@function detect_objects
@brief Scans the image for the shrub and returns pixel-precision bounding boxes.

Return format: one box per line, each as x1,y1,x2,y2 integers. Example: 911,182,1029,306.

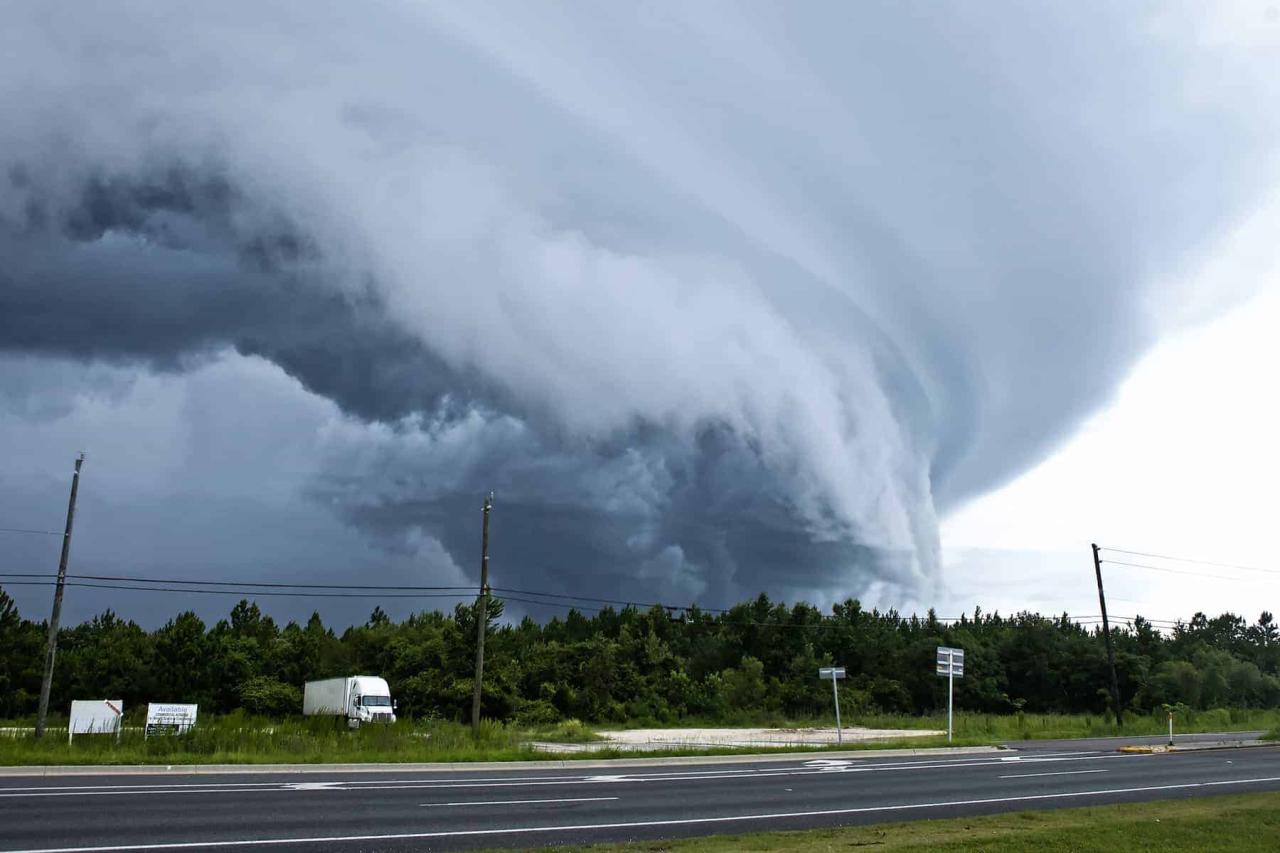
237,677,301,717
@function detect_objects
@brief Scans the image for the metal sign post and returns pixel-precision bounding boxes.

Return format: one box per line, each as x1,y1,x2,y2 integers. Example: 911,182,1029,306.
935,647,964,743
818,666,846,744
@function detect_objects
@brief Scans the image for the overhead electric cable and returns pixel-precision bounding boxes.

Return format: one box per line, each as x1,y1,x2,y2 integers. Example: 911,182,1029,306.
1100,559,1259,583
1098,547,1280,576
0,571,472,591
488,585,732,613
2,581,476,599
0,573,1183,626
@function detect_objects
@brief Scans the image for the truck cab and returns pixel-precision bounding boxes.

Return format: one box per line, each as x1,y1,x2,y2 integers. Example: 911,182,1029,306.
348,675,396,726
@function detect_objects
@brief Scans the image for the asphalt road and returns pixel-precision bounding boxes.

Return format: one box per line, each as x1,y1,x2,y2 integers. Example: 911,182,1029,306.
1,735,1277,852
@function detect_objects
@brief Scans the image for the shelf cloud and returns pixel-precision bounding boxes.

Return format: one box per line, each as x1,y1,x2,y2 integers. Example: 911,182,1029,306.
2,2,1277,617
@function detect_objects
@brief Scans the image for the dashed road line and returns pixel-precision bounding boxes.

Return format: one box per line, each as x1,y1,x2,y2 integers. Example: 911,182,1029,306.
4,775,1280,852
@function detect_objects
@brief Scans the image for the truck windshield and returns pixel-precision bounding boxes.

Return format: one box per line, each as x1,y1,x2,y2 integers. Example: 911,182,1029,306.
362,695,392,707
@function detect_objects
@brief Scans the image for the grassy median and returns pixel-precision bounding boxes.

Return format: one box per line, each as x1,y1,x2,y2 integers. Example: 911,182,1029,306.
551,792,1280,852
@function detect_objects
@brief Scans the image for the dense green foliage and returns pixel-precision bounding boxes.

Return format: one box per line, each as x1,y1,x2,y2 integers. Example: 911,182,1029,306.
1,586,1277,723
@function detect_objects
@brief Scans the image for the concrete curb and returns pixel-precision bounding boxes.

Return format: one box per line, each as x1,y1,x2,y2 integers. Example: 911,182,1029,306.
0,745,1005,777
1118,740,1274,754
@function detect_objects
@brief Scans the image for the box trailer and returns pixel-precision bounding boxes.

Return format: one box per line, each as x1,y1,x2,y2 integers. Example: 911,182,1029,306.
302,676,396,728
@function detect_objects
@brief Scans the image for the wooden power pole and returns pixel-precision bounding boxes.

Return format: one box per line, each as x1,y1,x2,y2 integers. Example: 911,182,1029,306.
470,492,493,733
1092,543,1124,728
35,453,85,739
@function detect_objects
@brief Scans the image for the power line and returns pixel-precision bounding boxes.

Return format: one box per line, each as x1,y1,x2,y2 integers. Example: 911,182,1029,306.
0,528,63,536
0,572,472,591
489,586,731,614
499,594,607,613
495,594,1178,630
2,581,477,600
0,579,1188,629
1098,546,1280,577
0,573,1184,626
1100,559,1260,583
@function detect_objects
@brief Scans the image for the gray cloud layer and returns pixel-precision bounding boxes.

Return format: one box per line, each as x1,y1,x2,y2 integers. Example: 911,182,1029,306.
2,1,1278,622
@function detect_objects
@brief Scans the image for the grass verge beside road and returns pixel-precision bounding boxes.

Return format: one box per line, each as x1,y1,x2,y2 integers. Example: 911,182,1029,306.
0,716,586,766
1,708,1277,766
551,793,1280,852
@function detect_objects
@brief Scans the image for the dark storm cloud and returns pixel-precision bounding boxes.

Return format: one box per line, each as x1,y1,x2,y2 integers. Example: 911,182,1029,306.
0,166,493,422
2,1,1278,619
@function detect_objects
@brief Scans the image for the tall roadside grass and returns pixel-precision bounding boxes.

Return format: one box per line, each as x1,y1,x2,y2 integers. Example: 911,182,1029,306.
856,707,1280,741
2,708,1276,766
603,708,1280,741
0,713,588,766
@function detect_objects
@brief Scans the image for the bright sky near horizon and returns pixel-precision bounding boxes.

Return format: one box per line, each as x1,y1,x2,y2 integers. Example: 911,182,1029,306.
941,252,1280,625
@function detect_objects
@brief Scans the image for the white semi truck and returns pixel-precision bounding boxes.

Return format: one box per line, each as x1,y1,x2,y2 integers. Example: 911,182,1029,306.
302,676,397,728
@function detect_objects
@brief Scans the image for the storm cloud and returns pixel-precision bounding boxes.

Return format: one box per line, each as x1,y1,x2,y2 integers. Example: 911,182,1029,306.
2,1,1278,622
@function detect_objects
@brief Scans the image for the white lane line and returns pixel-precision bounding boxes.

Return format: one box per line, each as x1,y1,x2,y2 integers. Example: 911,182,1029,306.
0,789,276,799
999,769,1109,779
421,796,617,808
0,783,286,794
0,751,1115,795
0,754,1146,799
4,774,1280,852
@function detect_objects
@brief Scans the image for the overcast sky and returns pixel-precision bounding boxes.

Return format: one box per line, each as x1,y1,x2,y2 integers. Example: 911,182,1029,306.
2,2,1279,629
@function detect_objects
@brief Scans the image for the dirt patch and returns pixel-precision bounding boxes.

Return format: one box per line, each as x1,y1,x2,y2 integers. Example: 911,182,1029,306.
598,726,944,747
531,725,944,752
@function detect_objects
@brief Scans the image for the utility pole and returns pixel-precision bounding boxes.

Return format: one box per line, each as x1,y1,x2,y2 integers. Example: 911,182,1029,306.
1092,543,1123,728
470,492,493,734
35,454,85,739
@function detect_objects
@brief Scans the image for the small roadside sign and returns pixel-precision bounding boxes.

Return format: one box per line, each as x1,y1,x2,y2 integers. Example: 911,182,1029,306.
936,646,965,677
817,666,847,744
145,703,198,738
935,646,965,743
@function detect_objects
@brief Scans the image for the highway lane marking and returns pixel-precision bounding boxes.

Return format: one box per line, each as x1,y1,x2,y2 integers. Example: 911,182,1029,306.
421,796,617,807
0,788,282,799
0,751,1115,796
4,774,1280,852
0,752,1106,794
0,754,1156,798
0,783,291,794
999,769,1109,779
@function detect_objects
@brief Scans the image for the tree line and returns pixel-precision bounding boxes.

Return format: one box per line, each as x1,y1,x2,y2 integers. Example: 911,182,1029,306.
1,586,1278,723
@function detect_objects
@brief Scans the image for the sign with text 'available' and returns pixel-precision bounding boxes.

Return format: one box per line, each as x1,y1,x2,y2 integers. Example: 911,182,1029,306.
69,700,122,742
145,703,198,737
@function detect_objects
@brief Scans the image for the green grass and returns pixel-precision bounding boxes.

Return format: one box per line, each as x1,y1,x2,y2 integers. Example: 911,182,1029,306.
605,708,1280,741
2,708,1276,766
544,792,1280,852
852,708,1280,741
0,714,545,766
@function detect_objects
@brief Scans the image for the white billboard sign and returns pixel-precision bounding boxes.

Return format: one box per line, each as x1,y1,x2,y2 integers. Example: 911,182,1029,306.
69,700,123,743
145,703,198,738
